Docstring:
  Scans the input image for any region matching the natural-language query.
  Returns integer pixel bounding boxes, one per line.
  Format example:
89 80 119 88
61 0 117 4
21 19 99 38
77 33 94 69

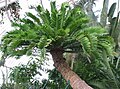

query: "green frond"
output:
97 35 115 56
68 17 89 34
73 27 114 59
89 80 108 89
84 27 107 35
36 5 51 26
40 24 55 38
108 3 117 22
50 1 57 13
59 2 70 28
1 27 39 58
26 12 40 24
37 35 47 49
0 1 115 61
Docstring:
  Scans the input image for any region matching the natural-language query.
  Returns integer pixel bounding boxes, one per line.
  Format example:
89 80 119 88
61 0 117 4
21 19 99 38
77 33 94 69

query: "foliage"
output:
0 1 116 89
0 1 114 62
72 0 120 88
4 64 72 89
8 59 43 89
0 83 14 89
10 61 40 83
73 56 120 89
107 3 120 52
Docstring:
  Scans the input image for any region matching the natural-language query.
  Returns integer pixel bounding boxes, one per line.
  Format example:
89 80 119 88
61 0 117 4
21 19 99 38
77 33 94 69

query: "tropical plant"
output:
0 1 115 89
73 52 120 89
70 0 120 88
10 61 41 84
9 59 43 89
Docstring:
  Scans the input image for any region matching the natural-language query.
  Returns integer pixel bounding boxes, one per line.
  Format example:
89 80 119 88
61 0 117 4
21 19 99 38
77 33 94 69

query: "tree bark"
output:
50 48 93 89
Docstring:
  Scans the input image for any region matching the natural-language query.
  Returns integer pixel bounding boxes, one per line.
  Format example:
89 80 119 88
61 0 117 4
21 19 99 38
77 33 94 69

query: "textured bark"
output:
50 48 93 89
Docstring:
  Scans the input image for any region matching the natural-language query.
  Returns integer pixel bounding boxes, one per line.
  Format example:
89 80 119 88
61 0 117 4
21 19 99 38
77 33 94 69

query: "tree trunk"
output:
50 48 93 89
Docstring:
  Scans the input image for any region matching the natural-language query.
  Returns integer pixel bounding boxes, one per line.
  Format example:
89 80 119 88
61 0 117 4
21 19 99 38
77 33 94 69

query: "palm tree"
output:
0 1 114 89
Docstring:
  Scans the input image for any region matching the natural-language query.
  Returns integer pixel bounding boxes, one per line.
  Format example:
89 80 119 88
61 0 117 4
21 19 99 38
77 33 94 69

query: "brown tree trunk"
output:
50 48 93 89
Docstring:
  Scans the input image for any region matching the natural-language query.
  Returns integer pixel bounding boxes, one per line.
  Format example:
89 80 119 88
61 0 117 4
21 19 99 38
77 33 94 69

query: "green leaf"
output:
50 1 57 13
108 3 117 22
37 36 47 49
56 29 66 37
64 28 70 35
26 12 40 24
